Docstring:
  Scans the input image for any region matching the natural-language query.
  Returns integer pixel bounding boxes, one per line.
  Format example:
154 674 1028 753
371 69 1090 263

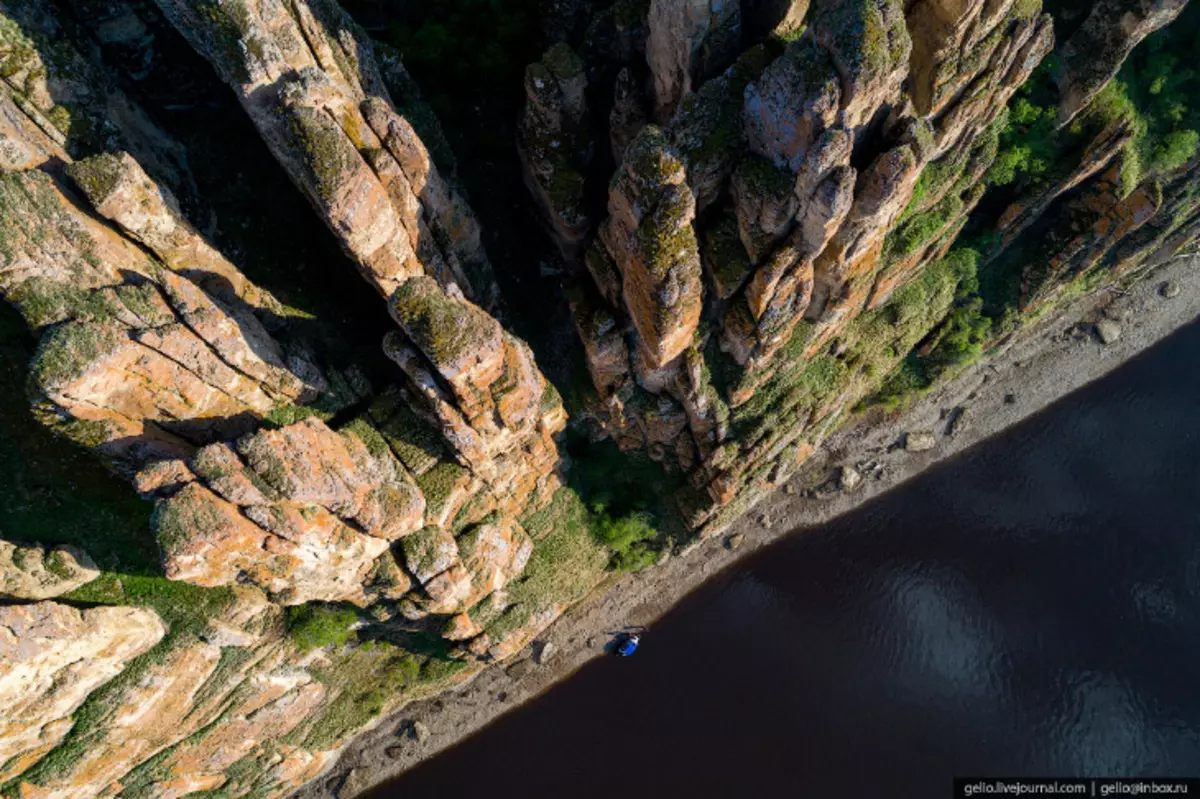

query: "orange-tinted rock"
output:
0 602 165 784
600 127 703 369
152 0 495 305
66 152 282 314
154 479 390 606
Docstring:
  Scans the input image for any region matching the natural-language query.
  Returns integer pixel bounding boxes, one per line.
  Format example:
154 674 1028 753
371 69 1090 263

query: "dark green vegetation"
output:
286 603 361 651
564 431 688 569
988 2 1199 199
861 4 1200 413
482 486 611 640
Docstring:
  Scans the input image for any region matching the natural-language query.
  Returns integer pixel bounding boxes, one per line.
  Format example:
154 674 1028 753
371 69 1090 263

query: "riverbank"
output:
298 254 1200 798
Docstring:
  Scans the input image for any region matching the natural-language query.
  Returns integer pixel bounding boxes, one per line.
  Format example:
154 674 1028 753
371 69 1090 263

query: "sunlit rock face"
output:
150 0 495 307
542 0 1063 531
0 542 100 600
0 602 166 784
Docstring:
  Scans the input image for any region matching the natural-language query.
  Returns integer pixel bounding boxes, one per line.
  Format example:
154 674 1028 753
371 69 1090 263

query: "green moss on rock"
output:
29 321 125 393
414 460 469 520
389 276 497 369
66 153 127 207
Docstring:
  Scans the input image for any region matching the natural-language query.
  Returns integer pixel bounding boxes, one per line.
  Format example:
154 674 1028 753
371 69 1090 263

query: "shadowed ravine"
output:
367 321 1200 798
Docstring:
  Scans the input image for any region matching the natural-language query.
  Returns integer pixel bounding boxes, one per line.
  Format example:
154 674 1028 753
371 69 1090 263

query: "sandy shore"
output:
298 254 1200 798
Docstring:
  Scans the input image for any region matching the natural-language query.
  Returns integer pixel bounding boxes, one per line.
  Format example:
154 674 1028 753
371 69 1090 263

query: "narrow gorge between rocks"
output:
0 0 1197 797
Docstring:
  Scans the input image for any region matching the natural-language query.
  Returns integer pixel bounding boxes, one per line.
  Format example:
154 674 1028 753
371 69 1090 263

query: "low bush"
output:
285 604 359 651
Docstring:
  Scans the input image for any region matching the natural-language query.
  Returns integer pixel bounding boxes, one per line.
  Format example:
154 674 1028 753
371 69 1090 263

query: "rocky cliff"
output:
0 0 1196 796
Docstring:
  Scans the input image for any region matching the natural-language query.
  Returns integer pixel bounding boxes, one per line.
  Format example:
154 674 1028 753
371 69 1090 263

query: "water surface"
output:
369 322 1200 798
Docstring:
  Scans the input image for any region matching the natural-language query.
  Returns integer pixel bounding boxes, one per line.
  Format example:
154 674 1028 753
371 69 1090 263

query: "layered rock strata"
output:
539 0 1059 533
0 0 1197 797
150 0 495 307
522 0 1197 540
0 602 166 785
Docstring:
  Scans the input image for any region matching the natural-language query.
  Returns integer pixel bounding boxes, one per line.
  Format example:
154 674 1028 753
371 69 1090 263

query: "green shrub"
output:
285 604 359 651
592 510 658 571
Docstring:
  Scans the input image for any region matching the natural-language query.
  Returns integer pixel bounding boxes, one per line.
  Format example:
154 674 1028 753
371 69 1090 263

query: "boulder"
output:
1095 320 1122 345
0 542 100 600
904 431 937 452
838 465 863 492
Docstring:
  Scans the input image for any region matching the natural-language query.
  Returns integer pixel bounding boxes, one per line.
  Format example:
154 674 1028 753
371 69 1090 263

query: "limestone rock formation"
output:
599 126 703 369
3 588 342 799
518 43 596 256
0 542 99 600
1 0 1198 796
0 0 188 182
648 0 742 123
151 0 496 307
0 167 320 469
556 0 1059 529
66 151 283 315
0 602 166 783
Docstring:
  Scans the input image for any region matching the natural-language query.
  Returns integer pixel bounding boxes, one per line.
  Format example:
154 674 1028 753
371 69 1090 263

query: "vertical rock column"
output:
648 0 743 122
517 43 596 257
151 0 494 305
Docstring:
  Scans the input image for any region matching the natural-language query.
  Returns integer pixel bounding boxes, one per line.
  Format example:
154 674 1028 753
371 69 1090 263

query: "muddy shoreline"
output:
296 254 1200 799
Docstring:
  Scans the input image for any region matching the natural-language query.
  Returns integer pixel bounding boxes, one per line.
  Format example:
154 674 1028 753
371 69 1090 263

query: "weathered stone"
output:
810 0 911 131
155 478 390 606
0 602 166 783
0 542 99 600
67 152 282 315
838 465 863 492
152 0 496 304
904 431 937 452
443 612 482 642
1095 319 1122 345
235 417 425 540
725 532 745 550
0 170 315 469
647 0 742 122
600 127 703 368
532 640 557 665
518 44 595 257
1057 0 1188 126
744 40 840 172
670 47 770 212
458 516 535 598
